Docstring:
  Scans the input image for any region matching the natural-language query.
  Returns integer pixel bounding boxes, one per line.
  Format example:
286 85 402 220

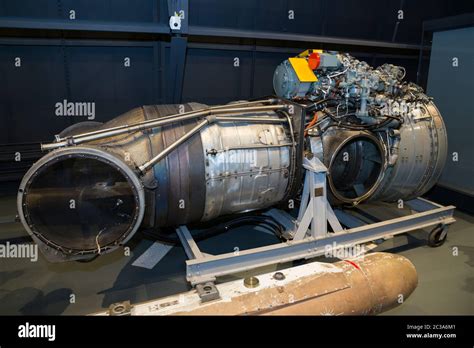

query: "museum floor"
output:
0 193 472 315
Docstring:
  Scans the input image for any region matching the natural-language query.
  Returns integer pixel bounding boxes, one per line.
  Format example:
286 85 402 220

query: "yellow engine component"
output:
288 57 318 83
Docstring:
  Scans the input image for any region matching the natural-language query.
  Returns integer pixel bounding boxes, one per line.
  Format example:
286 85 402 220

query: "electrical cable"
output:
322 108 403 131
139 214 286 245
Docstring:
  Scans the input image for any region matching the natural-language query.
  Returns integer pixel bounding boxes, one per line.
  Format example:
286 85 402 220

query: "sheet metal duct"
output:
313 101 447 204
18 100 305 261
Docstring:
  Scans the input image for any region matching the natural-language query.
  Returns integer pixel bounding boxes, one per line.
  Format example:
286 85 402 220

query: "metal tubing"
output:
138 119 209 173
138 112 288 174
43 110 210 149
57 99 276 142
42 103 286 151
214 116 287 123
60 99 276 143
215 143 293 152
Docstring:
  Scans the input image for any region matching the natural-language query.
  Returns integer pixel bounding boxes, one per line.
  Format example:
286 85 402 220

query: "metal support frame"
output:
167 0 189 104
168 36 188 103
176 157 456 286
0 18 426 51
176 226 219 301
291 157 344 240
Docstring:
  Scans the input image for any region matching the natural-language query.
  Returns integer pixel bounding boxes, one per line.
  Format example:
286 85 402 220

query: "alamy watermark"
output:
380 100 426 118
0 241 38 262
18 322 55 341
324 242 366 259
55 99 95 120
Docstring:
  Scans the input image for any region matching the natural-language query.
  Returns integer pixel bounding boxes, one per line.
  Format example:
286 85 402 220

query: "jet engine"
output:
17 50 447 262
18 100 305 261
273 50 447 204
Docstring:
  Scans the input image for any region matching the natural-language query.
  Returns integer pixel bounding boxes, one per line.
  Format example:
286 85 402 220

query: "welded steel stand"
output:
175 225 220 301
175 156 456 300
267 156 344 241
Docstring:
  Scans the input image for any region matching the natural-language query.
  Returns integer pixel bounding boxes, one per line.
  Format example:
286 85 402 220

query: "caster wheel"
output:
428 224 447 247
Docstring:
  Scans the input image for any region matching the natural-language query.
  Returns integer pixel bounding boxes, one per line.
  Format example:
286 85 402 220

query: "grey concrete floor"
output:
382 209 474 315
0 194 472 315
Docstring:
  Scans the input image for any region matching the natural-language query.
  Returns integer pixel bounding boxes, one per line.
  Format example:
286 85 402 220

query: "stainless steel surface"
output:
19 100 298 261
176 225 205 260
371 101 448 201
214 116 287 123
41 103 286 150
200 119 292 221
138 118 209 173
48 99 276 144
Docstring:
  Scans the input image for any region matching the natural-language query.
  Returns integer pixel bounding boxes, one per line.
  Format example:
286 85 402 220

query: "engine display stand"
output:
173 155 455 301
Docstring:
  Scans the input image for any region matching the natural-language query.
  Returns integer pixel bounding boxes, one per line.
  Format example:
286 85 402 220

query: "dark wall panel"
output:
0 45 68 143
427 27 474 195
60 0 157 22
0 44 158 144
0 0 472 182
66 46 157 121
190 0 325 35
182 48 253 104
323 0 398 42
189 0 474 44
395 0 474 44
0 0 161 22
190 0 258 30
0 0 61 19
